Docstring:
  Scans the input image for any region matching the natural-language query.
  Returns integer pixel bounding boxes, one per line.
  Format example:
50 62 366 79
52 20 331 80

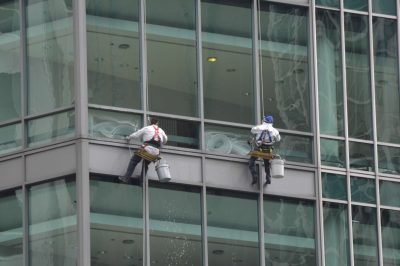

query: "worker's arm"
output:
127 127 145 140
274 129 281 142
160 128 168 144
251 125 263 134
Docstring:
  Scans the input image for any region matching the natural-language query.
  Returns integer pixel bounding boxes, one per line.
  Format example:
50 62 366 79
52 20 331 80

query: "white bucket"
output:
156 161 171 182
271 159 284 178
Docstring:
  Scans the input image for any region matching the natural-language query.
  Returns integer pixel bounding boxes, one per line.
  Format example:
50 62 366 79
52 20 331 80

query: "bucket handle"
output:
272 154 281 159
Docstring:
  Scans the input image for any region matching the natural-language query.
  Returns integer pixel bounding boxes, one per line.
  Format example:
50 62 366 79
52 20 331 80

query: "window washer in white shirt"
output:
249 115 281 186
119 118 168 183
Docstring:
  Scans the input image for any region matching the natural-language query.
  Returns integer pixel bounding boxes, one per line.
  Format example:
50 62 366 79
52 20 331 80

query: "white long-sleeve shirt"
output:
128 124 168 145
251 122 280 145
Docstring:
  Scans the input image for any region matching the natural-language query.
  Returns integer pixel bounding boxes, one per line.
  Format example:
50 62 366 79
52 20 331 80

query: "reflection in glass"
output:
0 123 22 155
373 18 399 144
26 0 74 115
264 197 316 266
260 3 310 132
378 145 400 175
27 111 75 147
320 138 345 167
90 177 143 266
352 205 378 266
89 109 142 140
276 134 313 164
153 116 199 149
207 190 258 266
322 173 347 200
345 14 372 140
150 184 202 265
29 177 77 265
202 0 254 124
0 0 20 122
205 124 250 156
351 176 375 204
372 0 396 15
147 0 197 117
381 209 400 266
323 202 350 266
317 10 343 136
316 0 339 8
86 0 141 110
380 180 400 208
0 188 23 265
344 0 368 11
349 142 374 172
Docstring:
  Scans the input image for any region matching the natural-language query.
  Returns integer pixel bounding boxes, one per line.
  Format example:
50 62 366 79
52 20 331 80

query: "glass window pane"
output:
153 116 199 149
26 0 74 115
90 177 143 266
344 0 368 11
202 0 254 124
0 123 22 155
322 173 347 200
321 138 345 167
372 0 396 15
205 124 250 156
149 184 202 265
381 209 400 266
147 0 197 117
352 205 378 266
373 18 400 144
349 142 374 172
317 10 344 136
0 188 23 265
323 202 350 266
380 180 400 208
89 109 142 141
207 190 259 266
276 134 313 164
87 0 140 110
27 111 75 147
378 145 400 175
264 197 316 266
316 0 339 8
260 3 310 132
29 177 77 265
0 0 20 122
351 176 375 204
345 14 372 140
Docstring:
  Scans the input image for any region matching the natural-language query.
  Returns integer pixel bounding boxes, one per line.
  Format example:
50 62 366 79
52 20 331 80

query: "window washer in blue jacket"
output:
249 115 281 185
119 118 168 183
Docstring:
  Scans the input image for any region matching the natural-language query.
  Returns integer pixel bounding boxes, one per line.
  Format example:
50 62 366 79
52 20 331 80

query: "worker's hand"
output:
125 136 131 141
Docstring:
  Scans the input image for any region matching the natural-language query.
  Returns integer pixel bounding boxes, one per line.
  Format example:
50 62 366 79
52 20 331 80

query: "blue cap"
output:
263 115 273 123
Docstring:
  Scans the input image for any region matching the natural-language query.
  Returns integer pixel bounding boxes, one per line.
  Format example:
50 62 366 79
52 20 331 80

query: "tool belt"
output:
135 145 161 162
248 145 274 160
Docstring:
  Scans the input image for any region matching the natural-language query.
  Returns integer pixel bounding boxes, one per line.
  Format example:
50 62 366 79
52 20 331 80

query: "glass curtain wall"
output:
90 177 143 266
149 184 202 265
0 188 23 266
28 178 77 266
202 0 254 124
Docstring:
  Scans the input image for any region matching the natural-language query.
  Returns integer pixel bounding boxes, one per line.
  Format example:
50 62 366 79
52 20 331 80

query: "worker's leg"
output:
248 156 259 185
119 153 142 183
264 158 271 185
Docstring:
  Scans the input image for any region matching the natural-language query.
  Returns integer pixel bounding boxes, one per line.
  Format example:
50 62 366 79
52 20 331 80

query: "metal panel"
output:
204 158 258 192
0 157 24 189
263 168 315 197
25 145 76 182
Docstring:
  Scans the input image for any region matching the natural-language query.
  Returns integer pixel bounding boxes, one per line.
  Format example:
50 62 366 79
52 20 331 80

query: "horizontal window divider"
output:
204 119 252 129
315 5 340 11
0 183 23 193
376 172 400 180
343 9 369 15
380 205 400 212
278 129 314 136
146 111 201 122
266 0 309 7
321 169 347 176
25 106 74 121
350 202 377 208
376 142 400 148
0 152 24 163
24 139 76 156
349 172 377 179
322 198 349 205
0 118 22 128
264 191 317 201
349 169 377 176
371 13 397 19
320 165 347 172
24 173 76 187
320 134 345 141
88 104 144 114
348 138 374 144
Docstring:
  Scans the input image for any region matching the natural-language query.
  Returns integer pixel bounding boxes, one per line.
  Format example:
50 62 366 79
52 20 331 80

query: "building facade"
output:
0 0 399 265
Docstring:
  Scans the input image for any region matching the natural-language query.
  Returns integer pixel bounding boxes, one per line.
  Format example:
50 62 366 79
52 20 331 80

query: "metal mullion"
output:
20 0 27 151
343 9 368 15
380 205 400 212
371 13 396 20
0 118 22 128
88 104 145 115
196 0 205 153
140 0 148 128
278 128 314 136
315 5 340 11
319 134 346 140
341 0 354 265
311 1 324 266
322 198 348 205
24 106 75 121
376 141 400 148
201 156 208 266
147 111 201 122
22 184 29 266
368 0 383 264
347 137 374 144
204 119 252 129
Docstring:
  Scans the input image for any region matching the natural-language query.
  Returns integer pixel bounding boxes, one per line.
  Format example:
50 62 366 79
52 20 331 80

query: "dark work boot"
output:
264 175 271 185
251 174 259 185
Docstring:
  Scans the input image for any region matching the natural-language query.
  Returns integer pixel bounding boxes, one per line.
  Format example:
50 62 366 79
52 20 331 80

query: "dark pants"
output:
248 146 273 184
123 153 150 178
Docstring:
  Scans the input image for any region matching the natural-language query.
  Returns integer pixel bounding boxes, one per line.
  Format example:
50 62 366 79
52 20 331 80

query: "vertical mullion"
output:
22 184 28 266
197 0 205 152
20 0 27 149
140 0 148 127
201 156 208 266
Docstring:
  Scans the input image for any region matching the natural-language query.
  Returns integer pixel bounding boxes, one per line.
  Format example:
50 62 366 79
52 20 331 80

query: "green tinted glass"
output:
349 142 374 172
380 180 400 208
373 0 396 15
381 209 400 266
321 139 345 168
322 173 347 200
316 0 339 8
0 123 22 155
344 0 368 11
351 176 375 204
205 124 250 156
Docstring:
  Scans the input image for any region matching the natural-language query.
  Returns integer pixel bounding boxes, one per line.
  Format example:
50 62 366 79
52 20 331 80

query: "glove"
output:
125 136 131 141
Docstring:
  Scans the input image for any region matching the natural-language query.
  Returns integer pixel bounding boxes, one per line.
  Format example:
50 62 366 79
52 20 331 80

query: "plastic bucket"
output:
156 161 171 182
271 159 284 178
